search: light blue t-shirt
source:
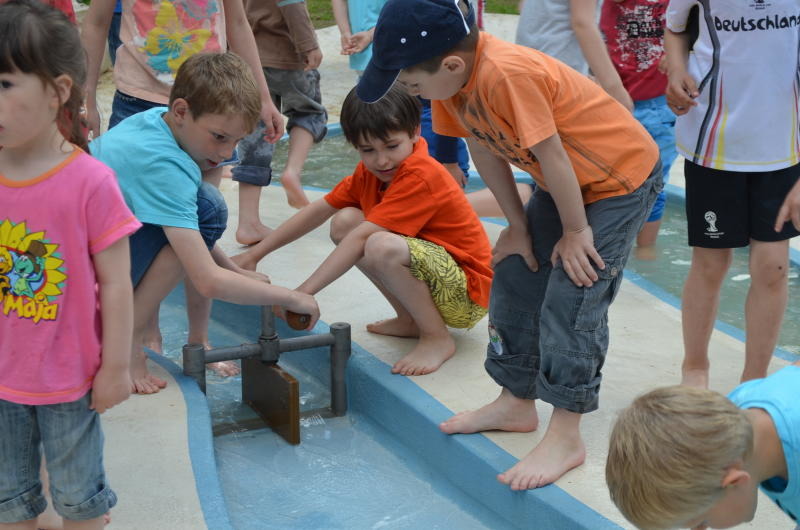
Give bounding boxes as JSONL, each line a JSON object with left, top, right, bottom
{"left": 90, "top": 107, "right": 201, "bottom": 230}
{"left": 729, "top": 365, "right": 800, "bottom": 524}
{"left": 348, "top": 0, "right": 385, "bottom": 72}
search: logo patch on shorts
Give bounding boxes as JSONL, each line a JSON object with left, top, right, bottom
{"left": 488, "top": 322, "right": 503, "bottom": 355}
{"left": 704, "top": 211, "right": 724, "bottom": 239}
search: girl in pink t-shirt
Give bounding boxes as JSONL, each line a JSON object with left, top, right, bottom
{"left": 0, "top": 1, "right": 141, "bottom": 527}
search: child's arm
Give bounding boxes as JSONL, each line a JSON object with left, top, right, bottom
{"left": 530, "top": 133, "right": 605, "bottom": 287}
{"left": 211, "top": 244, "right": 271, "bottom": 283}
{"left": 235, "top": 197, "right": 339, "bottom": 269}
{"left": 165, "top": 227, "right": 320, "bottom": 327}
{"left": 305, "top": 47, "right": 324, "bottom": 70}
{"left": 297, "top": 221, "right": 386, "bottom": 295}
{"left": 664, "top": 28, "right": 698, "bottom": 115}
{"left": 79, "top": 0, "right": 117, "bottom": 138}
{"left": 775, "top": 179, "right": 800, "bottom": 232}
{"left": 570, "top": 0, "right": 633, "bottom": 111}
{"left": 467, "top": 138, "right": 538, "bottom": 271}
{"left": 222, "top": 0, "right": 285, "bottom": 143}
{"left": 331, "top": 0, "right": 355, "bottom": 54}
{"left": 349, "top": 27, "right": 375, "bottom": 54}
{"left": 91, "top": 237, "right": 133, "bottom": 413}
{"left": 275, "top": 0, "right": 323, "bottom": 70}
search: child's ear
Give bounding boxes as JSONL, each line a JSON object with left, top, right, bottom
{"left": 441, "top": 55, "right": 466, "bottom": 75}
{"left": 52, "top": 74, "right": 73, "bottom": 109}
{"left": 412, "top": 125, "right": 422, "bottom": 140}
{"left": 721, "top": 463, "right": 751, "bottom": 489}
{"left": 170, "top": 98, "right": 190, "bottom": 123}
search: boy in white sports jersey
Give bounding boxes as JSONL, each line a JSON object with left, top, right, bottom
{"left": 665, "top": 0, "right": 800, "bottom": 389}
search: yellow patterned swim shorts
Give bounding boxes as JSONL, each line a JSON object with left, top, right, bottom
{"left": 403, "top": 237, "right": 488, "bottom": 329}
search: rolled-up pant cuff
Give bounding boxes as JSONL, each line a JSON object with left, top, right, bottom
{"left": 484, "top": 352, "right": 538, "bottom": 400}
{"left": 535, "top": 372, "right": 600, "bottom": 414}
{"left": 0, "top": 484, "right": 47, "bottom": 523}
{"left": 54, "top": 485, "right": 117, "bottom": 521}
{"left": 231, "top": 165, "right": 273, "bottom": 186}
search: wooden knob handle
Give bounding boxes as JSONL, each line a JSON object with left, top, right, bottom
{"left": 286, "top": 311, "right": 311, "bottom": 330}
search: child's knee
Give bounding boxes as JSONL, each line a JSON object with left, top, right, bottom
{"left": 692, "top": 248, "right": 733, "bottom": 279}
{"left": 362, "top": 232, "right": 407, "bottom": 269}
{"left": 750, "top": 254, "right": 789, "bottom": 288}
{"left": 329, "top": 207, "right": 364, "bottom": 244}
{"left": 197, "top": 182, "right": 228, "bottom": 249}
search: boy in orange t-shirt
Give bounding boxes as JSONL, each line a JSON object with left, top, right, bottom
{"left": 356, "top": 0, "right": 661, "bottom": 490}
{"left": 235, "top": 85, "right": 493, "bottom": 376}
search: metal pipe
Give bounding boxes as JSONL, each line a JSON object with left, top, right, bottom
{"left": 260, "top": 305, "right": 277, "bottom": 339}
{"left": 329, "top": 322, "right": 351, "bottom": 416}
{"left": 182, "top": 343, "right": 207, "bottom": 393}
{"left": 259, "top": 306, "right": 281, "bottom": 362}
{"left": 278, "top": 333, "right": 335, "bottom": 353}
{"left": 204, "top": 343, "right": 262, "bottom": 364}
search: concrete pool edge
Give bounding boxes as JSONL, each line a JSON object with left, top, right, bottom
{"left": 162, "top": 299, "right": 619, "bottom": 529}
{"left": 146, "top": 351, "right": 235, "bottom": 530}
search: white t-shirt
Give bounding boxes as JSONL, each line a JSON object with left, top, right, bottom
{"left": 666, "top": 0, "right": 800, "bottom": 171}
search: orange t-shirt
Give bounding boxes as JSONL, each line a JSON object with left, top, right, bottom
{"left": 432, "top": 33, "right": 659, "bottom": 205}
{"left": 324, "top": 137, "right": 493, "bottom": 308}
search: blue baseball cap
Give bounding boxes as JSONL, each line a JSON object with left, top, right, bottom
{"left": 356, "top": 0, "right": 475, "bottom": 103}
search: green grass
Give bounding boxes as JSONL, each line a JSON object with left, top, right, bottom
{"left": 307, "top": 0, "right": 518, "bottom": 29}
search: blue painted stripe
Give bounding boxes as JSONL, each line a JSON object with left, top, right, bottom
{"left": 623, "top": 270, "right": 800, "bottom": 363}
{"left": 277, "top": 0, "right": 304, "bottom": 5}
{"left": 146, "top": 352, "right": 235, "bottom": 530}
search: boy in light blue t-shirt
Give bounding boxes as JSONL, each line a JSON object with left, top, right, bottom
{"left": 91, "top": 52, "right": 319, "bottom": 396}
{"left": 606, "top": 364, "right": 800, "bottom": 529}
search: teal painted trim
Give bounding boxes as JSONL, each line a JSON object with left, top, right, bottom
{"left": 146, "top": 352, "right": 235, "bottom": 530}
{"left": 623, "top": 270, "right": 799, "bottom": 363}
{"left": 277, "top": 0, "right": 304, "bottom": 5}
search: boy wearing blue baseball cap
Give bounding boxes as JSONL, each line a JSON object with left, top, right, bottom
{"left": 357, "top": 0, "right": 662, "bottom": 490}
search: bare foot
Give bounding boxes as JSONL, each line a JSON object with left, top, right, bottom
{"left": 143, "top": 334, "right": 163, "bottom": 354}
{"left": 498, "top": 410, "right": 585, "bottom": 490}
{"left": 391, "top": 333, "right": 456, "bottom": 376}
{"left": 130, "top": 350, "right": 168, "bottom": 394}
{"left": 366, "top": 316, "right": 420, "bottom": 338}
{"left": 440, "top": 389, "right": 538, "bottom": 434}
{"left": 235, "top": 222, "right": 272, "bottom": 246}
{"left": 209, "top": 361, "right": 240, "bottom": 377}
{"left": 231, "top": 252, "right": 258, "bottom": 272}
{"left": 497, "top": 429, "right": 586, "bottom": 490}
{"left": 681, "top": 368, "right": 709, "bottom": 388}
{"left": 189, "top": 341, "right": 241, "bottom": 377}
{"left": 283, "top": 181, "right": 310, "bottom": 209}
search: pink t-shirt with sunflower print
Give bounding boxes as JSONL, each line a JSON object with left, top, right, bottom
{"left": 114, "top": 0, "right": 227, "bottom": 104}
{"left": 0, "top": 150, "right": 140, "bottom": 405}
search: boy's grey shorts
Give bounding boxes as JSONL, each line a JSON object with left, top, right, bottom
{"left": 233, "top": 68, "right": 328, "bottom": 186}
{"left": 485, "top": 161, "right": 663, "bottom": 414}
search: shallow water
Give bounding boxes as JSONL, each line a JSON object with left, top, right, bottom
{"left": 157, "top": 293, "right": 509, "bottom": 529}
{"left": 627, "top": 200, "right": 800, "bottom": 359}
